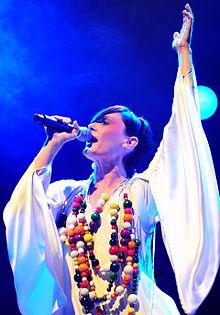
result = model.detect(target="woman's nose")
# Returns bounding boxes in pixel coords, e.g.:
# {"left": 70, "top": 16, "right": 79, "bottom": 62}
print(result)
{"left": 88, "top": 122, "right": 96, "bottom": 131}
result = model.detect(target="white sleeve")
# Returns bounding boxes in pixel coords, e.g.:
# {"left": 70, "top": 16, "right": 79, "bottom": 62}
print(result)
{"left": 144, "top": 68, "right": 219, "bottom": 314}
{"left": 3, "top": 162, "right": 67, "bottom": 315}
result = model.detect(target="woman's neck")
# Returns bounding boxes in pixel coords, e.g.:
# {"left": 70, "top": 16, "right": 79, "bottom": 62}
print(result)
{"left": 91, "top": 161, "right": 127, "bottom": 192}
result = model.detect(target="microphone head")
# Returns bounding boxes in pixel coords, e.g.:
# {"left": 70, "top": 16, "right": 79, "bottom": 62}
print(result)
{"left": 77, "top": 127, "right": 92, "bottom": 142}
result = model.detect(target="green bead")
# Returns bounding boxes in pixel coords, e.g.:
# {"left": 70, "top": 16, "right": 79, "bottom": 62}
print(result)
{"left": 135, "top": 239, "right": 141, "bottom": 246}
{"left": 91, "top": 212, "right": 100, "bottom": 222}
{"left": 110, "top": 272, "right": 118, "bottom": 280}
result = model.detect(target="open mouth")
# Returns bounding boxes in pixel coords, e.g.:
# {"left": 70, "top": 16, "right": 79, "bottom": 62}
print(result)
{"left": 86, "top": 135, "right": 98, "bottom": 148}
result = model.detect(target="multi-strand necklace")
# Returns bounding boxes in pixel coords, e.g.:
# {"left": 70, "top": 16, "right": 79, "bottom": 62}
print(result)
{"left": 59, "top": 190, "right": 141, "bottom": 315}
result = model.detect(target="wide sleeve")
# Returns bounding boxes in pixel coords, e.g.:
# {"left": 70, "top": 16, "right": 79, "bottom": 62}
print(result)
{"left": 3, "top": 162, "right": 67, "bottom": 315}
{"left": 142, "top": 68, "right": 219, "bottom": 314}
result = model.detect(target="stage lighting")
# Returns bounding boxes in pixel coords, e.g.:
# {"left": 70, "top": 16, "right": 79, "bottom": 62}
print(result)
{"left": 197, "top": 85, "right": 218, "bottom": 120}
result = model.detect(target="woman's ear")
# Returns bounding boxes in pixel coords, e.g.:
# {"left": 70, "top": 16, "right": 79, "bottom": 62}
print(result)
{"left": 122, "top": 136, "right": 138, "bottom": 149}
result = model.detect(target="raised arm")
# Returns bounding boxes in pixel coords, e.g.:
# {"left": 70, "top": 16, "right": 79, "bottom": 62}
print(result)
{"left": 172, "top": 3, "right": 193, "bottom": 75}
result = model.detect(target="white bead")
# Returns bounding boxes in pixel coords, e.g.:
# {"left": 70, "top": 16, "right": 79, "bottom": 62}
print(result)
{"left": 59, "top": 235, "right": 67, "bottom": 242}
{"left": 131, "top": 234, "right": 135, "bottom": 240}
{"left": 110, "top": 255, "right": 118, "bottom": 262}
{"left": 68, "top": 224, "right": 75, "bottom": 230}
{"left": 82, "top": 277, "right": 87, "bottom": 281}
{"left": 77, "top": 213, "right": 85, "bottom": 220}
{"left": 127, "top": 294, "right": 138, "bottom": 304}
{"left": 132, "top": 228, "right": 135, "bottom": 233}
{"left": 97, "top": 199, "right": 105, "bottom": 206}
{"left": 84, "top": 226, "right": 89, "bottom": 231}
{"left": 116, "top": 285, "right": 125, "bottom": 295}
{"left": 90, "top": 281, "right": 94, "bottom": 286}
{"left": 89, "top": 291, "right": 96, "bottom": 299}
{"left": 76, "top": 241, "right": 85, "bottom": 249}
{"left": 106, "top": 294, "right": 111, "bottom": 300}
{"left": 112, "top": 229, "right": 117, "bottom": 233}
{"left": 70, "top": 250, "right": 78, "bottom": 258}
{"left": 80, "top": 288, "right": 89, "bottom": 296}
{"left": 123, "top": 265, "right": 133, "bottom": 274}
{"left": 59, "top": 227, "right": 67, "bottom": 235}
{"left": 67, "top": 215, "right": 77, "bottom": 225}
{"left": 123, "top": 222, "right": 131, "bottom": 229}
{"left": 78, "top": 248, "right": 85, "bottom": 254}
{"left": 111, "top": 216, "right": 117, "bottom": 220}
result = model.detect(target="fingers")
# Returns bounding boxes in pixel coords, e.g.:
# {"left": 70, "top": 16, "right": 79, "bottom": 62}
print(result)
{"left": 183, "top": 3, "right": 193, "bottom": 22}
{"left": 51, "top": 115, "right": 72, "bottom": 124}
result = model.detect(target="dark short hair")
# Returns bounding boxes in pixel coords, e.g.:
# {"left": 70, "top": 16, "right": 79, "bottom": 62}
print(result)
{"left": 91, "top": 105, "right": 154, "bottom": 178}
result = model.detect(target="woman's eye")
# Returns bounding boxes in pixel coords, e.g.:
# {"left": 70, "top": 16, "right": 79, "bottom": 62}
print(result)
{"left": 102, "top": 119, "right": 109, "bottom": 125}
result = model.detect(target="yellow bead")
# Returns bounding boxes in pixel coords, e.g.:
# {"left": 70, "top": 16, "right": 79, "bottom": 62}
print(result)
{"left": 73, "top": 261, "right": 78, "bottom": 265}
{"left": 110, "top": 209, "right": 118, "bottom": 216}
{"left": 65, "top": 239, "right": 71, "bottom": 247}
{"left": 73, "top": 257, "right": 78, "bottom": 261}
{"left": 110, "top": 201, "right": 119, "bottom": 209}
{"left": 87, "top": 242, "right": 92, "bottom": 247}
{"left": 101, "top": 193, "right": 110, "bottom": 202}
{"left": 84, "top": 234, "right": 93, "bottom": 243}
{"left": 128, "top": 307, "right": 135, "bottom": 313}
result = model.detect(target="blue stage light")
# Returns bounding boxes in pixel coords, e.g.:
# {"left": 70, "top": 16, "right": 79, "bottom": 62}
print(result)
{"left": 197, "top": 85, "right": 218, "bottom": 120}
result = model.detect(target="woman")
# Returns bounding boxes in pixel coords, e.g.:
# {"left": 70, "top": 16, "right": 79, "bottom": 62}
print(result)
{"left": 4, "top": 4, "right": 219, "bottom": 315}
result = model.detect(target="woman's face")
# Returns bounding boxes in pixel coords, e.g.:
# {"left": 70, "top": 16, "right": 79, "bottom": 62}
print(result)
{"left": 83, "top": 112, "right": 129, "bottom": 163}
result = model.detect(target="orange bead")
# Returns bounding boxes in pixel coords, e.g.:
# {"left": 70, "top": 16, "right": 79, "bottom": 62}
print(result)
{"left": 78, "top": 256, "right": 86, "bottom": 264}
{"left": 78, "top": 263, "right": 89, "bottom": 272}
{"left": 128, "top": 241, "right": 136, "bottom": 249}
{"left": 74, "top": 226, "right": 84, "bottom": 234}
{"left": 124, "top": 274, "right": 132, "bottom": 282}
{"left": 123, "top": 214, "right": 133, "bottom": 222}
{"left": 126, "top": 256, "right": 133, "bottom": 262}
{"left": 68, "top": 229, "right": 75, "bottom": 236}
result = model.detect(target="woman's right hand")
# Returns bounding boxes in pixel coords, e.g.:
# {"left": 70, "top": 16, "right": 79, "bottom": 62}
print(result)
{"left": 34, "top": 115, "right": 80, "bottom": 170}
{"left": 45, "top": 115, "right": 80, "bottom": 146}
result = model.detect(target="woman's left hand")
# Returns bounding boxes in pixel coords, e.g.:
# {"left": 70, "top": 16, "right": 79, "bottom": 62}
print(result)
{"left": 172, "top": 4, "right": 194, "bottom": 52}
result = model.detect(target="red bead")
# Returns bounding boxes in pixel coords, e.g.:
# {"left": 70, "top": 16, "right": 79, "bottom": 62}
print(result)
{"left": 73, "top": 201, "right": 81, "bottom": 208}
{"left": 111, "top": 225, "right": 118, "bottom": 230}
{"left": 120, "top": 246, "right": 127, "bottom": 253}
{"left": 127, "top": 249, "right": 134, "bottom": 256}
{"left": 133, "top": 268, "right": 139, "bottom": 274}
{"left": 109, "top": 246, "right": 119, "bottom": 255}
{"left": 81, "top": 271, "right": 88, "bottom": 277}
{"left": 74, "top": 195, "right": 83, "bottom": 203}
{"left": 80, "top": 280, "right": 89, "bottom": 288}
{"left": 124, "top": 208, "right": 132, "bottom": 214}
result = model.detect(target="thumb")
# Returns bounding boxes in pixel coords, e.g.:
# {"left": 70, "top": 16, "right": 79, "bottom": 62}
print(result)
{"left": 173, "top": 32, "right": 179, "bottom": 40}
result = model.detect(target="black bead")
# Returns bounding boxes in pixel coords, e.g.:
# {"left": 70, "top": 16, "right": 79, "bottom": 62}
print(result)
{"left": 109, "top": 239, "right": 117, "bottom": 246}
{"left": 123, "top": 199, "right": 132, "bottom": 208}
{"left": 89, "top": 253, "right": 95, "bottom": 260}
{"left": 111, "top": 219, "right": 116, "bottom": 225}
{"left": 91, "top": 259, "right": 99, "bottom": 267}
{"left": 111, "top": 232, "right": 117, "bottom": 239}
{"left": 118, "top": 252, "right": 125, "bottom": 259}
{"left": 110, "top": 262, "right": 120, "bottom": 272}
{"left": 133, "top": 257, "right": 139, "bottom": 263}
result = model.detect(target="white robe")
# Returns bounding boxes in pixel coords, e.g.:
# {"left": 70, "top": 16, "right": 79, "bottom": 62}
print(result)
{"left": 4, "top": 69, "right": 219, "bottom": 315}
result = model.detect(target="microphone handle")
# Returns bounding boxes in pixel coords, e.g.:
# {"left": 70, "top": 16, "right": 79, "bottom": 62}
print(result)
{"left": 33, "top": 114, "right": 91, "bottom": 142}
{"left": 34, "top": 113, "right": 73, "bottom": 133}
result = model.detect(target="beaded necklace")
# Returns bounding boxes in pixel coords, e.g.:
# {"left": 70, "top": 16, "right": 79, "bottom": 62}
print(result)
{"left": 59, "top": 191, "right": 141, "bottom": 315}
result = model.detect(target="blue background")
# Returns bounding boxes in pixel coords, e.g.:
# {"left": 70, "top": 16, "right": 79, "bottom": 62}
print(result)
{"left": 0, "top": 0, "right": 219, "bottom": 314}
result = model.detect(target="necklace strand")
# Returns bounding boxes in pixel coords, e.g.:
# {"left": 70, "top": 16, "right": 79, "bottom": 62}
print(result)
{"left": 59, "top": 191, "right": 141, "bottom": 315}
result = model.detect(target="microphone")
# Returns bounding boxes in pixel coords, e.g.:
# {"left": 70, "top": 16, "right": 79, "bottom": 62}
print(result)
{"left": 33, "top": 114, "right": 92, "bottom": 142}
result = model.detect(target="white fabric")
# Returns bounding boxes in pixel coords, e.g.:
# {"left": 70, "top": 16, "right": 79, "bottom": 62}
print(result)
{"left": 3, "top": 68, "right": 219, "bottom": 315}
